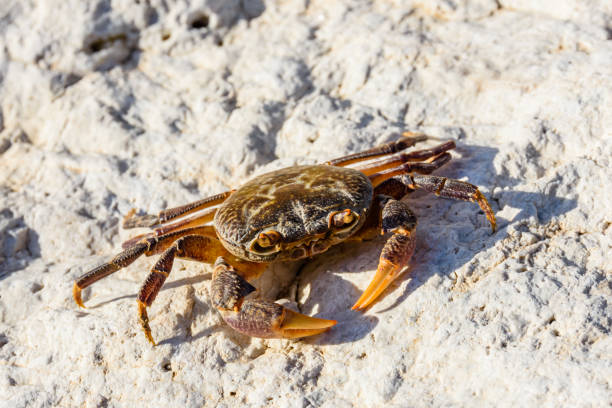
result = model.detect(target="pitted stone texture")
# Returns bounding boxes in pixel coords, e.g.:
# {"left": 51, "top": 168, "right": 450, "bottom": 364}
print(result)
{"left": 1, "top": 1, "right": 611, "bottom": 407}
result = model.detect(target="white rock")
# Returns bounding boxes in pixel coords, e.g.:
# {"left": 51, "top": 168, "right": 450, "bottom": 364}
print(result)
{"left": 0, "top": 1, "right": 610, "bottom": 407}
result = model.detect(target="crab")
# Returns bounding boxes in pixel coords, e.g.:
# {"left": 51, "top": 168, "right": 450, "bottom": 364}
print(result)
{"left": 73, "top": 133, "right": 496, "bottom": 345}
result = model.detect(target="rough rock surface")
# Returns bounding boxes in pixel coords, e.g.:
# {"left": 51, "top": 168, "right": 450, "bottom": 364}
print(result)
{"left": 1, "top": 1, "right": 611, "bottom": 407}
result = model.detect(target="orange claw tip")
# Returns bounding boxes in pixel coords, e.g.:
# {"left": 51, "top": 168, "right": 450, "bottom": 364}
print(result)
{"left": 281, "top": 309, "right": 337, "bottom": 330}
{"left": 350, "top": 269, "right": 387, "bottom": 311}
{"left": 351, "top": 263, "right": 400, "bottom": 310}
{"left": 279, "top": 309, "right": 337, "bottom": 339}
{"left": 281, "top": 327, "right": 335, "bottom": 339}
{"left": 72, "top": 283, "right": 86, "bottom": 308}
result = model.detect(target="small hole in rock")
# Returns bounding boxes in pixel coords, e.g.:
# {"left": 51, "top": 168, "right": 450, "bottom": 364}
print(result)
{"left": 229, "top": 391, "right": 236, "bottom": 396}
{"left": 162, "top": 362, "right": 172, "bottom": 371}
{"left": 31, "top": 283, "right": 44, "bottom": 293}
{"left": 88, "top": 39, "right": 105, "bottom": 53}
{"left": 161, "top": 32, "right": 171, "bottom": 41}
{"left": 190, "top": 14, "right": 209, "bottom": 29}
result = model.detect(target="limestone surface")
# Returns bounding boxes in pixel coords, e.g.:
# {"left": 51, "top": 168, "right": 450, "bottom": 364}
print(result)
{"left": 0, "top": 1, "right": 611, "bottom": 407}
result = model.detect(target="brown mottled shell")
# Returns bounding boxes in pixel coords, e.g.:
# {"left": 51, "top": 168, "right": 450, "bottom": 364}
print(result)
{"left": 214, "top": 165, "right": 373, "bottom": 261}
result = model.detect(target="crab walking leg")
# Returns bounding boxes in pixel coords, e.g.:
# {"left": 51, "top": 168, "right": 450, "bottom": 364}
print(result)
{"left": 356, "top": 141, "right": 456, "bottom": 176}
{"left": 121, "top": 208, "right": 217, "bottom": 249}
{"left": 326, "top": 132, "right": 428, "bottom": 167}
{"left": 72, "top": 226, "right": 218, "bottom": 307}
{"left": 212, "top": 258, "right": 337, "bottom": 339}
{"left": 123, "top": 190, "right": 233, "bottom": 229}
{"left": 367, "top": 154, "right": 495, "bottom": 231}
{"left": 368, "top": 152, "right": 452, "bottom": 187}
{"left": 406, "top": 174, "right": 497, "bottom": 232}
{"left": 352, "top": 198, "right": 418, "bottom": 310}
{"left": 73, "top": 242, "right": 148, "bottom": 308}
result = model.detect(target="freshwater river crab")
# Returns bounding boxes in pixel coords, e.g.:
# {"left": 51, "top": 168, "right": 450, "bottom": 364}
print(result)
{"left": 73, "top": 133, "right": 496, "bottom": 345}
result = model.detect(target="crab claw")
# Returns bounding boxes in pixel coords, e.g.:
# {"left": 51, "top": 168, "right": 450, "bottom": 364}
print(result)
{"left": 280, "top": 308, "right": 338, "bottom": 339}
{"left": 219, "top": 299, "right": 337, "bottom": 339}
{"left": 352, "top": 260, "right": 404, "bottom": 310}
{"left": 352, "top": 225, "right": 416, "bottom": 310}
{"left": 351, "top": 259, "right": 400, "bottom": 310}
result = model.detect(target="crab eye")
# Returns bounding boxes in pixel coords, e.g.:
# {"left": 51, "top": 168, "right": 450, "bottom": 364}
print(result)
{"left": 249, "top": 230, "right": 282, "bottom": 254}
{"left": 329, "top": 209, "right": 359, "bottom": 231}
{"left": 257, "top": 231, "right": 281, "bottom": 247}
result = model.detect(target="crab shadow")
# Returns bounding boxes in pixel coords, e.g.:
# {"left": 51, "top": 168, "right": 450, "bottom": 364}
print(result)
{"left": 87, "top": 273, "right": 211, "bottom": 309}
{"left": 301, "top": 143, "right": 577, "bottom": 346}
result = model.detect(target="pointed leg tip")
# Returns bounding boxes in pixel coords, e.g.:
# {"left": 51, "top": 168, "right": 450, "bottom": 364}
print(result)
{"left": 401, "top": 131, "right": 427, "bottom": 141}
{"left": 138, "top": 301, "right": 157, "bottom": 346}
{"left": 490, "top": 215, "right": 497, "bottom": 233}
{"left": 146, "top": 335, "right": 157, "bottom": 347}
{"left": 73, "top": 283, "right": 86, "bottom": 308}
{"left": 142, "top": 325, "right": 158, "bottom": 346}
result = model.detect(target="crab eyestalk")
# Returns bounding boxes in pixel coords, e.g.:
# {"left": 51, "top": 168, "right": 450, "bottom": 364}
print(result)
{"left": 328, "top": 209, "right": 360, "bottom": 236}
{"left": 249, "top": 230, "right": 283, "bottom": 255}
{"left": 329, "top": 209, "right": 354, "bottom": 228}
{"left": 257, "top": 231, "right": 281, "bottom": 247}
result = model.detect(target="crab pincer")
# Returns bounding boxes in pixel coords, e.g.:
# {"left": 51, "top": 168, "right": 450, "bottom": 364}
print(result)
{"left": 212, "top": 258, "right": 337, "bottom": 338}
{"left": 352, "top": 197, "right": 417, "bottom": 310}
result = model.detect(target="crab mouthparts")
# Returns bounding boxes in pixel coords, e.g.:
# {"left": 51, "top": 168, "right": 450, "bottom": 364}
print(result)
{"left": 290, "top": 235, "right": 332, "bottom": 258}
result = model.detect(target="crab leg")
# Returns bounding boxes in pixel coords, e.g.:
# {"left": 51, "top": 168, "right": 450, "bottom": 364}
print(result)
{"left": 211, "top": 258, "right": 337, "bottom": 339}
{"left": 352, "top": 197, "right": 417, "bottom": 310}
{"left": 407, "top": 174, "right": 496, "bottom": 232}
{"left": 352, "top": 160, "right": 497, "bottom": 309}
{"left": 73, "top": 242, "right": 149, "bottom": 308}
{"left": 356, "top": 141, "right": 456, "bottom": 176}
{"left": 368, "top": 157, "right": 495, "bottom": 231}
{"left": 72, "top": 225, "right": 218, "bottom": 308}
{"left": 326, "top": 132, "right": 428, "bottom": 167}
{"left": 123, "top": 190, "right": 233, "bottom": 229}
{"left": 121, "top": 208, "right": 217, "bottom": 249}
{"left": 368, "top": 153, "right": 452, "bottom": 187}
{"left": 137, "top": 236, "right": 265, "bottom": 345}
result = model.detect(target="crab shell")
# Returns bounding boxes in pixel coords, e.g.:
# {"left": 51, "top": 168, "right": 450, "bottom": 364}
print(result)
{"left": 214, "top": 165, "right": 373, "bottom": 262}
